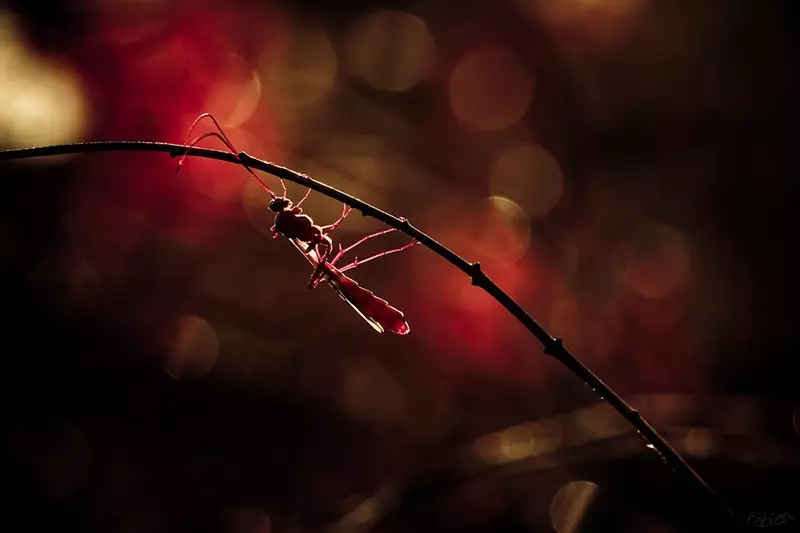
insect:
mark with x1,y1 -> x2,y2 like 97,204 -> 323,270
288,229 -> 418,334
178,114 -> 419,333
176,113 -> 352,262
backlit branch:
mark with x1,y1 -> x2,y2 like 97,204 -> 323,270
0,142 -> 745,530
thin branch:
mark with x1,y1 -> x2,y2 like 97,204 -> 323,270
0,142 -> 745,529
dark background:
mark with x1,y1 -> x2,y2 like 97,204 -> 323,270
1,0 -> 798,532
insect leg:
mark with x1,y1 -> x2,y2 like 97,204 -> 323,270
329,228 -> 397,265
337,241 -> 419,273
320,204 -> 354,233
177,132 -> 278,198
307,244 -> 332,289
177,114 -> 242,171
312,234 -> 334,263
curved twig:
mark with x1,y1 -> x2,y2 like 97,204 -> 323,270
0,142 -> 745,529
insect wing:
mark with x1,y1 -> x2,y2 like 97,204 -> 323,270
288,238 -> 319,267
287,238 -> 386,333
325,276 -> 386,333
330,273 -> 410,335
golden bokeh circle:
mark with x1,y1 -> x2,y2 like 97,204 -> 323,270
261,26 -> 338,109
449,45 -> 533,131
685,428 -> 717,458
490,143 -> 564,217
205,54 -> 262,128
472,196 -> 532,264
345,10 -> 436,91
549,481 -> 600,533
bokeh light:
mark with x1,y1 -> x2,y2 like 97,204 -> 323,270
203,53 -> 262,128
260,25 -> 338,110
490,143 -> 565,217
281,134 -> 397,232
684,428 -> 717,458
348,496 -> 379,525
2,1 -> 795,530
465,196 -> 531,264
164,314 -> 220,380
449,45 -> 533,131
549,481 -> 599,533
620,223 -> 691,298
0,13 -> 88,150
575,403 -> 628,442
472,425 -> 542,465
9,419 -> 91,501
515,0 -> 646,29
345,10 -> 436,91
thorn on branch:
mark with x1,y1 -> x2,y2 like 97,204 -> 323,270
543,338 -> 563,357
469,262 -> 484,286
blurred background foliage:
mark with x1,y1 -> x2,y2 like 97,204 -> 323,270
1,0 -> 797,532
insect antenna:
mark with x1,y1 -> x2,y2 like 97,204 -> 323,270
177,132 -> 278,199
176,113 -> 286,198
295,187 -> 313,208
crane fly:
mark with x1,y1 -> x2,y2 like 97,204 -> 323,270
176,114 -> 419,334
287,229 -> 418,335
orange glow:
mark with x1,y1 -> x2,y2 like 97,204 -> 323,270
260,25 -> 338,110
345,10 -> 436,91
203,54 -> 262,128
474,196 -> 531,263
515,0 -> 646,28
549,481 -> 599,533
449,45 -> 533,131
575,403 -> 627,441
435,196 -> 531,267
490,143 -> 565,217
472,420 -> 563,466
406,193 -> 548,374
0,14 -> 88,151
684,428 -> 717,458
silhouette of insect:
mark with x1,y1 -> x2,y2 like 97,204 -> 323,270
290,228 -> 418,334
178,114 -> 418,333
